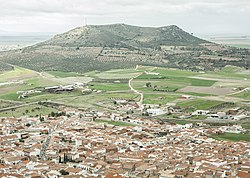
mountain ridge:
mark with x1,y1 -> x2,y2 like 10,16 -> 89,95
41,23 -> 208,49
1,23 -> 249,73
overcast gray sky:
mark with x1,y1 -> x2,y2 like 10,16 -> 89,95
0,0 -> 250,36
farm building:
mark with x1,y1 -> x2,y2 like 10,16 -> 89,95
192,110 -> 210,116
147,108 -> 166,116
179,95 -> 192,100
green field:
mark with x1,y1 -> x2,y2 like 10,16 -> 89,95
0,100 -> 21,109
0,66 -> 37,82
179,92 -> 215,97
143,93 -> 180,105
0,65 -> 248,116
94,68 -> 142,79
134,68 -> 216,94
218,66 -> 242,73
154,68 -> 198,77
89,82 -> 129,91
169,120 -> 190,125
206,66 -> 250,80
95,119 -> 135,126
46,71 -> 83,78
136,74 -> 166,80
0,83 -> 36,101
212,133 -> 250,142
0,104 -> 57,117
54,92 -> 139,109
24,92 -> 82,102
0,92 -> 20,101
242,123 -> 250,129
137,68 -> 216,87
132,79 -> 184,92
0,77 -> 62,101
132,70 -> 216,104
177,99 -> 224,110
26,77 -> 61,87
233,91 -> 250,99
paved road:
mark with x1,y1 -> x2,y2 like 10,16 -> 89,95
40,116 -> 69,159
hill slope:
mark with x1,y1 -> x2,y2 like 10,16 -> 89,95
41,24 -> 207,48
1,23 -> 249,73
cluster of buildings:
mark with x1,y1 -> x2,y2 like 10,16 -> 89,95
0,108 -> 249,178
44,82 -> 86,93
17,82 -> 87,99
109,96 -> 249,122
191,107 -> 248,121
129,99 -> 249,121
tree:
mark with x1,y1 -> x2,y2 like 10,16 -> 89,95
39,117 -> 44,122
146,82 -> 152,88
60,170 -> 69,175
19,139 -> 24,142
26,123 -> 31,127
50,112 -> 55,117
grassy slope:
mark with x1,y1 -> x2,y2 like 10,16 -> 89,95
212,133 -> 250,142
242,123 -> 250,129
94,68 -> 142,79
54,92 -> 139,109
0,104 -> 57,117
143,94 -> 180,105
0,65 -> 248,114
0,66 -> 37,82
177,99 -> 224,110
0,61 -> 13,72
206,66 -> 250,79
0,100 -> 20,109
46,71 -> 83,78
136,67 -> 216,86
132,67 -> 219,107
27,78 -> 61,87
95,119 -> 135,126
0,77 -> 62,101
89,82 -> 129,91
233,91 -> 250,99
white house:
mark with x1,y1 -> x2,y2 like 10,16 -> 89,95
147,108 -> 166,116
192,110 -> 210,116
30,148 -> 41,157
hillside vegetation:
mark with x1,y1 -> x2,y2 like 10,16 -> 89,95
0,24 -> 250,73
0,62 -> 13,72
43,24 -> 207,48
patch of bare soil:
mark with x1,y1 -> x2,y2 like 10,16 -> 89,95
178,86 -> 234,95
